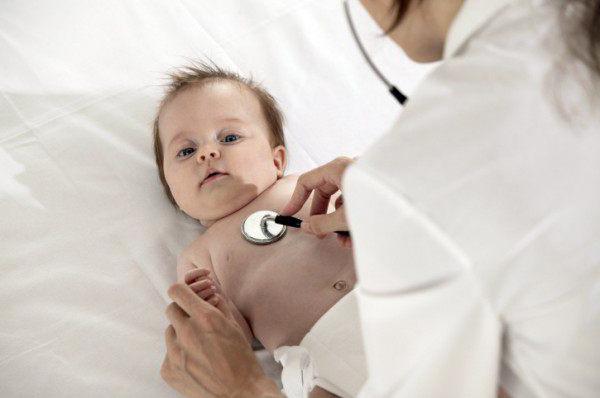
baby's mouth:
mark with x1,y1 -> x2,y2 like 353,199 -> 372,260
201,172 -> 228,187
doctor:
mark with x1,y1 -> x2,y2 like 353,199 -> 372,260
163,0 -> 600,396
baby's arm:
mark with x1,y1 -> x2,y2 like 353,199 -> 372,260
177,240 -> 255,345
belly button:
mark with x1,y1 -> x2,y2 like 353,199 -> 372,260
333,280 -> 347,291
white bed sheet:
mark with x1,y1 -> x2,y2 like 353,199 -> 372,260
0,1 -> 434,396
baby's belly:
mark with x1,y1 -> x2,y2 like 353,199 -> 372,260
232,232 -> 356,352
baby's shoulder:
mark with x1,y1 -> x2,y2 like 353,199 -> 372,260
179,233 -> 212,264
176,233 -> 215,281
269,174 -> 299,194
279,173 -> 300,184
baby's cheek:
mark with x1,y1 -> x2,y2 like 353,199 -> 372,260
169,185 -> 187,208
165,172 -> 189,203
171,188 -> 199,219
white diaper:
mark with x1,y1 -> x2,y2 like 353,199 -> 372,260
273,289 -> 367,398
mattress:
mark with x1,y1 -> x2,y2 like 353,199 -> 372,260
0,1 -> 434,396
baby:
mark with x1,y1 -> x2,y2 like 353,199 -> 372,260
153,63 -> 364,397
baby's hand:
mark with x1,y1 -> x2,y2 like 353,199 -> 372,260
184,268 -> 221,307
184,268 -> 252,343
183,268 -> 245,330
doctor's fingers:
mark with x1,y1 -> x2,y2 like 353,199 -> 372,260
167,283 -> 224,333
283,173 -> 338,217
280,157 -> 353,216
162,327 -> 211,398
166,301 -> 189,333
164,321 -> 212,377
334,194 -> 344,209
164,325 -> 185,372
164,315 -> 214,377
309,187 -> 338,217
304,205 -> 348,237
336,233 -> 353,248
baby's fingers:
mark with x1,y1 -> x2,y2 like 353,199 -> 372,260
184,268 -> 210,284
189,280 -> 217,299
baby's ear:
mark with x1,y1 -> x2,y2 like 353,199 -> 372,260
272,145 -> 287,177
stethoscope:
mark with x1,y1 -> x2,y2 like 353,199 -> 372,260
242,0 -> 406,245
242,210 -> 349,245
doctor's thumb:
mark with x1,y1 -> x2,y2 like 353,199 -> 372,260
213,294 -> 233,320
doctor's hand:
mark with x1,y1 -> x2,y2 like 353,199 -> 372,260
162,283 -> 282,398
280,156 -> 355,248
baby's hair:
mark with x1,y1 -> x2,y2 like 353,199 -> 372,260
152,60 -> 286,209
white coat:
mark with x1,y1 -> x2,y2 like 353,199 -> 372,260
343,0 -> 600,396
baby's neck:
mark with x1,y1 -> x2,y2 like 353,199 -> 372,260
198,175 -> 292,229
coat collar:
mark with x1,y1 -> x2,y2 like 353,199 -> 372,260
444,0 -> 517,58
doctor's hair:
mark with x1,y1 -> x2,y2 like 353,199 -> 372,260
152,61 -> 286,209
385,0 -> 600,78
560,0 -> 600,77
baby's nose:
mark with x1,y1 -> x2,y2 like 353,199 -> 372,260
196,148 -> 220,162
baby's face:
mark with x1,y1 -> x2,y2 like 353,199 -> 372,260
159,80 -> 286,226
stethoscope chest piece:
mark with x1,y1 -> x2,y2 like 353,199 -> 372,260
241,210 -> 287,245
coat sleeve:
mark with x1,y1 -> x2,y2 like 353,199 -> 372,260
343,164 -> 502,397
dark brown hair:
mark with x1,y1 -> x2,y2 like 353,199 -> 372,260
385,0 -> 600,77
153,61 -> 286,209
561,0 -> 600,78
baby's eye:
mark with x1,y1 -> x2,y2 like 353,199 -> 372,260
221,134 -> 240,143
177,147 -> 195,158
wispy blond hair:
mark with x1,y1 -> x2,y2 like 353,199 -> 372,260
152,61 -> 286,208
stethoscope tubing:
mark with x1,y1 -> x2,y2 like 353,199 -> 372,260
342,0 -> 407,105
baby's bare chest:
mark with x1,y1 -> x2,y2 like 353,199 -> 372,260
187,177 -> 356,347
209,222 -> 355,311
202,178 -> 355,315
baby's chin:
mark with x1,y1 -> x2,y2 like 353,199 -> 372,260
192,198 -> 258,228
186,177 -> 280,226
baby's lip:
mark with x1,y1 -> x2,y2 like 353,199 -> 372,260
200,171 -> 228,186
